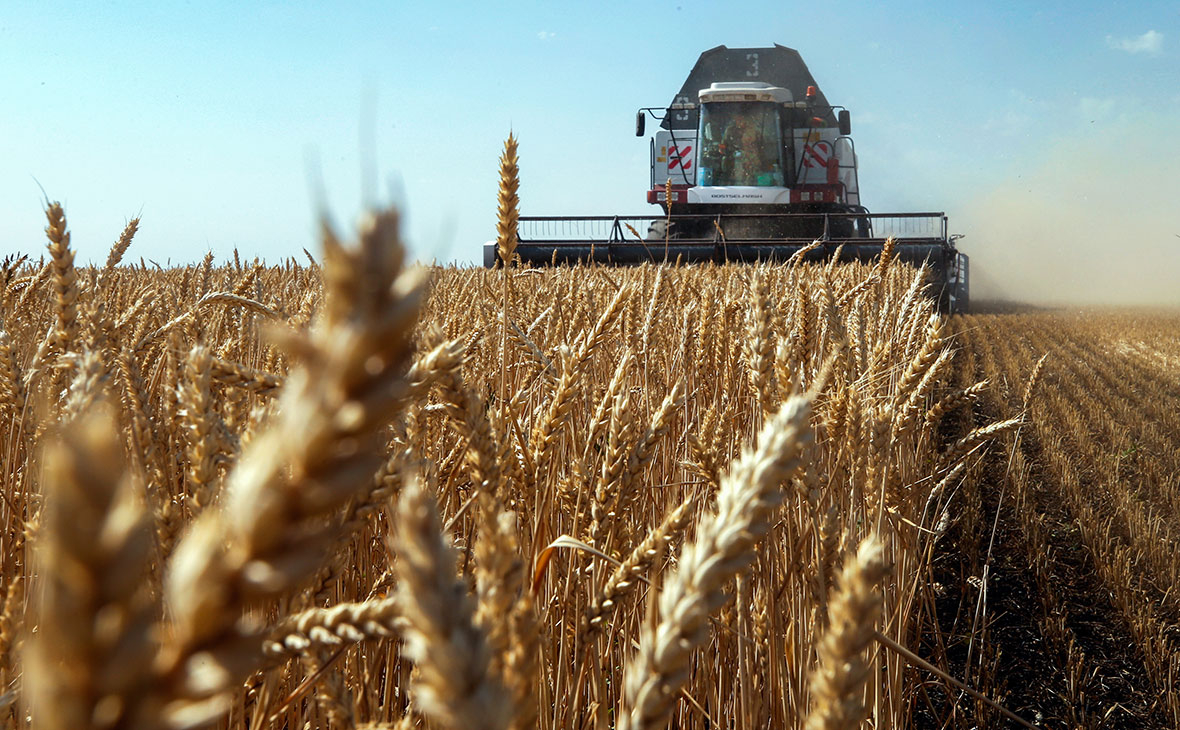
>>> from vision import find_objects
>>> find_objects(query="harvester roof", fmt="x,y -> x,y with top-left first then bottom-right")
662,44 -> 837,130
698,82 -> 793,104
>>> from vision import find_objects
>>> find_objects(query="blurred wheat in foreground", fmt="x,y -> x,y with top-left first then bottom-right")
0,199 -> 1019,729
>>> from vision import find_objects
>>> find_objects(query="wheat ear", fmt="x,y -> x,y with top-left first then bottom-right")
620,395 -> 813,730
1022,352 -> 1049,407
179,344 -> 218,509
158,208 -> 424,725
597,382 -> 685,551
99,217 -> 139,289
923,379 -> 989,436
496,133 -> 520,267
496,132 -> 520,413
306,336 -> 467,604
745,270 -> 775,414
26,401 -> 156,730
0,328 -> 27,420
805,534 -> 889,730
13,261 -> 51,315
938,417 -> 1023,470
45,202 -> 80,359
583,496 -> 697,636
391,472 -> 512,730
208,355 -> 283,395
263,597 -> 404,664
894,313 -> 943,401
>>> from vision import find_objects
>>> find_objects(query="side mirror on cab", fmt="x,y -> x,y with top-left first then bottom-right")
838,110 -> 851,136
636,110 -> 646,137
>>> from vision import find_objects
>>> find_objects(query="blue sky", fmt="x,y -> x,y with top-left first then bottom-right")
2,1 -> 1177,300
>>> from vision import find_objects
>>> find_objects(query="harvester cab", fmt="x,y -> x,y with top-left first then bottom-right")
641,77 -> 866,241
486,44 -> 969,314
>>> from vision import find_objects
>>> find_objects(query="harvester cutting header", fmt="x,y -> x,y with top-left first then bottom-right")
485,44 -> 968,312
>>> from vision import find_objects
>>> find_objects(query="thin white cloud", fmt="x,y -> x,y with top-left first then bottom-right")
537,31 -> 557,41
1106,30 -> 1163,55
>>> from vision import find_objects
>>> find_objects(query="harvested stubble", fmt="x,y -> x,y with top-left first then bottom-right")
952,310 -> 1180,727
0,200 -> 1022,730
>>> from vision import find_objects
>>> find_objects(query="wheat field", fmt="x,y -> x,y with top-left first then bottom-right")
0,177 -> 1035,730
0,137 -> 1052,730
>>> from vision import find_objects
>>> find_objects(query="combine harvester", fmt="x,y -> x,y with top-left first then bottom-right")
484,44 -> 969,313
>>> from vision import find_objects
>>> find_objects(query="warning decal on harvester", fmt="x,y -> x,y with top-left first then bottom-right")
668,145 -> 694,172
802,141 -> 832,169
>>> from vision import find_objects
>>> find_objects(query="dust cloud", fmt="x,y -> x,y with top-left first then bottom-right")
956,116 -> 1180,307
